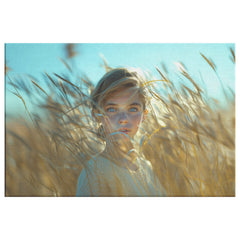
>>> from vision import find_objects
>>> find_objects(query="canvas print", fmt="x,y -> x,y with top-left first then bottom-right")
5,43 -> 235,197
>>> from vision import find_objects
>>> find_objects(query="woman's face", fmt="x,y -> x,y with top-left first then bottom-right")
101,87 -> 147,142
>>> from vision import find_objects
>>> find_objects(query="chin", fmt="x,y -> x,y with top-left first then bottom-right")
115,133 -> 132,141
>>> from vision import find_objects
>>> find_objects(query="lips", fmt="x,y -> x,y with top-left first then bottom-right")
118,128 -> 131,134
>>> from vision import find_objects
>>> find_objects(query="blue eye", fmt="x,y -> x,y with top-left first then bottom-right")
129,107 -> 138,112
106,107 -> 116,112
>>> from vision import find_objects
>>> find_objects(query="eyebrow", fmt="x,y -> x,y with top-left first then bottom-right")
105,102 -> 142,107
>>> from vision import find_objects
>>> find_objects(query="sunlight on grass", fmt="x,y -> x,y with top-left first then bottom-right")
5,44 -> 235,196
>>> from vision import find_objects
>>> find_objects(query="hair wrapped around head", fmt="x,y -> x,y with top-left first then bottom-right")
90,67 -> 149,113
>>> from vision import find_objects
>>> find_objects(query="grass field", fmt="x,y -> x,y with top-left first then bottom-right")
5,45 -> 235,196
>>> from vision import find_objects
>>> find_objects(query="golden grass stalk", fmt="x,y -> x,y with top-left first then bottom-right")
5,47 -> 235,197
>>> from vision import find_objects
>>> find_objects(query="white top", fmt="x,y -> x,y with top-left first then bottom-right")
76,155 -> 166,197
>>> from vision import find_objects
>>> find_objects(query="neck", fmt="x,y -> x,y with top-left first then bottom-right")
103,140 -> 138,164
106,140 -> 133,152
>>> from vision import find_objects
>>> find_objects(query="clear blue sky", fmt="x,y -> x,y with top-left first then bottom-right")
5,43 -> 235,119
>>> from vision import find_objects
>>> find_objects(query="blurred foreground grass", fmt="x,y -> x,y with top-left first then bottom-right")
5,45 -> 235,196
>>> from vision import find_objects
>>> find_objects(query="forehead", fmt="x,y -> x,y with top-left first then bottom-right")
104,87 -> 143,106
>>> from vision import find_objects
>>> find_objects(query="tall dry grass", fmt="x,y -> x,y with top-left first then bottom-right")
5,45 -> 235,196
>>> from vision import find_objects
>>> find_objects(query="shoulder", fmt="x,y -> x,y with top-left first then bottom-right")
79,154 -> 117,178
76,156 -> 98,196
79,154 -> 108,171
76,155 -> 121,196
76,155 -> 113,196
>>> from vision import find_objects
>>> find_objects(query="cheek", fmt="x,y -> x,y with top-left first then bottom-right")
104,115 -> 118,125
131,113 -> 143,127
101,116 -> 117,131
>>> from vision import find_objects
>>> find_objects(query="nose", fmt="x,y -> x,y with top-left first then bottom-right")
118,111 -> 128,124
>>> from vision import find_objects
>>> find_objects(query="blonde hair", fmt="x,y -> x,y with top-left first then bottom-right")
90,67 -> 148,114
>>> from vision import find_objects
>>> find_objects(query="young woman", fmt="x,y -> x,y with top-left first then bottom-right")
76,67 -> 165,196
